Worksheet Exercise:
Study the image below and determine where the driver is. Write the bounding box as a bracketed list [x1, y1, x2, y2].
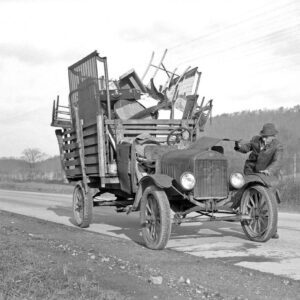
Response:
[234, 123, 284, 239]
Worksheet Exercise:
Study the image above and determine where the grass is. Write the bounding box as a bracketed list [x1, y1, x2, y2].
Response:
[0, 180, 74, 195]
[277, 178, 300, 212]
[0, 225, 128, 300]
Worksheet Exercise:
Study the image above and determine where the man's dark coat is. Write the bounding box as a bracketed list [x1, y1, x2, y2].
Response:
[237, 135, 284, 176]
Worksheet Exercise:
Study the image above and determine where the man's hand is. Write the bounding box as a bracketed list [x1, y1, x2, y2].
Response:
[259, 169, 271, 176]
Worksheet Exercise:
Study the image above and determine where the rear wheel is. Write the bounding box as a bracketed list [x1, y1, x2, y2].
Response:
[240, 185, 277, 242]
[140, 185, 171, 250]
[72, 182, 93, 228]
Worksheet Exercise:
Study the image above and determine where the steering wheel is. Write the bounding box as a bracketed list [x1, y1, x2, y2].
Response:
[167, 127, 191, 146]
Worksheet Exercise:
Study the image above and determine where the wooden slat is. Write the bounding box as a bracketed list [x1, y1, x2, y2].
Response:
[64, 151, 79, 159]
[83, 125, 97, 137]
[74, 105, 89, 190]
[121, 125, 194, 130]
[63, 143, 78, 150]
[120, 124, 194, 129]
[64, 155, 97, 167]
[85, 156, 98, 165]
[65, 168, 82, 176]
[121, 130, 181, 135]
[63, 130, 76, 137]
[110, 125, 176, 130]
[106, 119, 196, 125]
[83, 135, 98, 147]
[85, 165, 99, 174]
[63, 135, 77, 142]
[64, 159, 80, 167]
[97, 114, 107, 178]
[84, 145, 98, 155]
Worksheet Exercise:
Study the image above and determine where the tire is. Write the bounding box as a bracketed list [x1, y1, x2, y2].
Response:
[240, 184, 278, 242]
[140, 185, 172, 250]
[72, 182, 93, 228]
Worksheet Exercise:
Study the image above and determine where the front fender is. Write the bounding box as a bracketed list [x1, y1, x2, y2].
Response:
[244, 174, 281, 203]
[244, 174, 271, 188]
[244, 173, 281, 188]
[231, 174, 279, 208]
[131, 174, 173, 211]
[140, 174, 173, 189]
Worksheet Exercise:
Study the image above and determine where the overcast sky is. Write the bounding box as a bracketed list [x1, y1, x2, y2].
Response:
[0, 0, 299, 157]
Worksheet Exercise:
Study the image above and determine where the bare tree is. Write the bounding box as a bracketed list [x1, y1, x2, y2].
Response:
[22, 148, 46, 180]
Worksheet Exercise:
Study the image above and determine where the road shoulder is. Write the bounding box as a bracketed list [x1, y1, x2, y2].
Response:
[1, 210, 300, 299]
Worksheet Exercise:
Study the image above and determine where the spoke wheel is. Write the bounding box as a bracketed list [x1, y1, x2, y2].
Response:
[72, 182, 93, 228]
[241, 185, 277, 242]
[140, 185, 171, 250]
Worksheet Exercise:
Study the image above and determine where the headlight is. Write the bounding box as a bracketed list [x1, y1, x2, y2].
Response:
[180, 172, 196, 190]
[230, 172, 245, 189]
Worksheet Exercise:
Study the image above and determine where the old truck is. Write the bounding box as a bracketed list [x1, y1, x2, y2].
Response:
[51, 50, 278, 249]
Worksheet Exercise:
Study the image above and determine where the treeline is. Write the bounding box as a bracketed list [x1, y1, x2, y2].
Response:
[0, 156, 64, 182]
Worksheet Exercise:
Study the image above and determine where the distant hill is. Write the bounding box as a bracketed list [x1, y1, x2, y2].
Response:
[206, 105, 300, 145]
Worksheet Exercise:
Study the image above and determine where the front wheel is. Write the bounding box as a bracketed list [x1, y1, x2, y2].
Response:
[72, 182, 93, 228]
[140, 185, 172, 250]
[240, 184, 278, 242]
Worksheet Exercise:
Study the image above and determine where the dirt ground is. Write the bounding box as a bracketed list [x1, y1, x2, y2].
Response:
[1, 210, 300, 300]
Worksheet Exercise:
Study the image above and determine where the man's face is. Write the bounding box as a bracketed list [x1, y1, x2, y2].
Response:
[262, 136, 275, 145]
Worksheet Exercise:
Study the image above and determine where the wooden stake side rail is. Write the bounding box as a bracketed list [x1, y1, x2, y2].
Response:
[112, 130, 188, 135]
[105, 119, 197, 125]
[60, 118, 198, 180]
[106, 119, 196, 143]
[62, 122, 101, 178]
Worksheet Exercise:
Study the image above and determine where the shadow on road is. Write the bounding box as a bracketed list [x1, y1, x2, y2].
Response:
[47, 205, 249, 246]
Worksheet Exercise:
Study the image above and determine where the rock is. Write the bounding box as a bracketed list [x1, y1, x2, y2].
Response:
[185, 278, 191, 285]
[149, 276, 163, 285]
[90, 255, 96, 260]
[101, 257, 110, 262]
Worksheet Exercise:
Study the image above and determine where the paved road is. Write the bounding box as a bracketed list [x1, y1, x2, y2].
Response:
[1, 188, 300, 281]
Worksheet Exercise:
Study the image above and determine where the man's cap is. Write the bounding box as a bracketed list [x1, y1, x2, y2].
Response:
[260, 123, 278, 137]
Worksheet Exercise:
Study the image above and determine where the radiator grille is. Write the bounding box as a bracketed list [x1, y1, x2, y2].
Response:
[193, 159, 228, 198]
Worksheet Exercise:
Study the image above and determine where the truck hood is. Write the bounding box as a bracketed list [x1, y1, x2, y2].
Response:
[160, 136, 226, 183]
[187, 136, 222, 151]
